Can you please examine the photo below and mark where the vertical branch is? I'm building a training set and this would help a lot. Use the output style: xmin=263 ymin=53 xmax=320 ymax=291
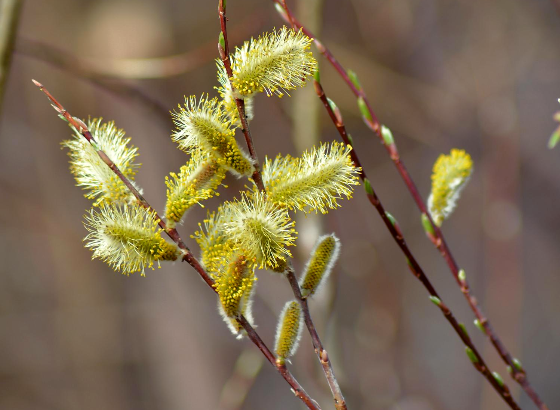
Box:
xmin=34 ymin=80 xmax=321 ymax=410
xmin=217 ymin=3 xmax=345 ymax=408
xmin=0 ymin=0 xmax=23 ymax=116
xmin=218 ymin=0 xmax=265 ymax=192
xmin=292 ymin=0 xmax=324 ymax=254
xmin=273 ymin=2 xmax=549 ymax=409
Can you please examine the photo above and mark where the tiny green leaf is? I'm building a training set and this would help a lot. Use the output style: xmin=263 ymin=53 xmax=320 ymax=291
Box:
xmin=512 ymin=358 xmax=523 ymax=372
xmin=465 ymin=347 xmax=479 ymax=364
xmin=474 ymin=319 xmax=486 ymax=334
xmin=492 ymin=372 xmax=505 ymax=388
xmin=327 ymin=97 xmax=338 ymax=113
xmin=458 ymin=269 xmax=466 ymax=282
xmin=421 ymin=213 xmax=435 ymax=236
xmin=429 ymin=296 xmax=442 ymax=307
xmin=313 ymin=69 xmax=320 ymax=83
xmin=347 ymin=69 xmax=362 ymax=91
xmin=219 ymin=32 xmax=225 ymax=50
xmin=274 ymin=2 xmax=288 ymax=19
xmin=548 ymin=127 xmax=560 ymax=149
xmin=364 ymin=178 xmax=374 ymax=195
xmin=357 ymin=97 xmax=371 ymax=122
xmin=347 ymin=133 xmax=354 ymax=146
xmin=385 ymin=212 xmax=397 ymax=227
xmin=381 ymin=125 xmax=394 ymax=146
xmin=459 ymin=323 xmax=469 ymax=338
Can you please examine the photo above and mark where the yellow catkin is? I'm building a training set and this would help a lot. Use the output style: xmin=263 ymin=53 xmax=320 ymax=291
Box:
xmin=84 ymin=203 xmax=179 ymax=276
xmin=193 ymin=208 xmax=232 ymax=274
xmin=219 ymin=26 xmax=317 ymax=98
xmin=223 ymin=191 xmax=297 ymax=270
xmin=274 ymin=300 xmax=303 ymax=364
xmin=300 ymin=234 xmax=340 ymax=298
xmin=214 ymin=252 xmax=257 ymax=319
xmin=263 ymin=141 xmax=361 ymax=214
xmin=164 ymin=150 xmax=226 ymax=226
xmin=216 ymin=72 xmax=254 ymax=127
xmin=62 ymin=118 xmax=141 ymax=206
xmin=171 ymin=95 xmax=254 ymax=176
xmin=428 ymin=149 xmax=473 ymax=226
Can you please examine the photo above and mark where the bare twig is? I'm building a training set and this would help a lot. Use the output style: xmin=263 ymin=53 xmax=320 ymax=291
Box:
xmin=33 ymin=79 xmax=321 ymax=410
xmin=274 ymin=2 xmax=548 ymax=409
xmin=312 ymin=78 xmax=521 ymax=410
xmin=0 ymin=0 xmax=23 ymax=116
xmin=286 ymin=265 xmax=347 ymax=410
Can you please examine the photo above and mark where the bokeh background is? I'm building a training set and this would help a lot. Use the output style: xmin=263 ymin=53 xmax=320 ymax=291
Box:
xmin=1 ymin=0 xmax=560 ymax=409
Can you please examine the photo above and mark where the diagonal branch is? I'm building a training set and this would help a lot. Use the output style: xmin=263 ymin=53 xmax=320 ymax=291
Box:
xmin=311 ymin=78 xmax=521 ymax=410
xmin=33 ymin=79 xmax=321 ymax=410
xmin=273 ymin=2 xmax=549 ymax=409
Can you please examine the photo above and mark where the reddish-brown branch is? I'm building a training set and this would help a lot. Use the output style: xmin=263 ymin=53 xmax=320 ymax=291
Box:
xmin=218 ymin=0 xmax=265 ymax=192
xmin=286 ymin=267 xmax=346 ymax=410
xmin=274 ymin=2 xmax=549 ymax=409
xmin=217 ymin=4 xmax=344 ymax=407
xmin=34 ymin=79 xmax=320 ymax=410
xmin=312 ymin=79 xmax=521 ymax=410
xmin=236 ymin=315 xmax=321 ymax=410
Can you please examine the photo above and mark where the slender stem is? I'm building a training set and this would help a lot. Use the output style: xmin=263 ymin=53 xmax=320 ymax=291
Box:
xmin=218 ymin=0 xmax=265 ymax=192
xmin=217 ymin=3 xmax=346 ymax=407
xmin=237 ymin=314 xmax=321 ymax=410
xmin=33 ymin=80 xmax=320 ymax=410
xmin=313 ymin=79 xmax=521 ymax=410
xmin=286 ymin=266 xmax=347 ymax=410
xmin=0 ymin=0 xmax=23 ymax=116
xmin=275 ymin=2 xmax=548 ymax=409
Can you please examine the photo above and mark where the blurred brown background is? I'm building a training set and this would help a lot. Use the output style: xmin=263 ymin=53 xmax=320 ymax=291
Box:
xmin=1 ymin=0 xmax=560 ymax=409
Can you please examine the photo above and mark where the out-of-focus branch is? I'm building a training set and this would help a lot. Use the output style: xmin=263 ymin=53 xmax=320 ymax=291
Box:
xmin=274 ymin=2 xmax=548 ymax=408
xmin=19 ymin=38 xmax=171 ymax=123
xmin=0 ymin=0 xmax=23 ymax=116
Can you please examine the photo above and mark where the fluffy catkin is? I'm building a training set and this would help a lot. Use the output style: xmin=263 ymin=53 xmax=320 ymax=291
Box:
xmin=84 ymin=203 xmax=179 ymax=275
xmin=428 ymin=149 xmax=473 ymax=226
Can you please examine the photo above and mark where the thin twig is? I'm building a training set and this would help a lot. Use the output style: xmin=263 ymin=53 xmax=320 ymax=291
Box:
xmin=286 ymin=265 xmax=347 ymax=410
xmin=217 ymin=3 xmax=346 ymax=408
xmin=218 ymin=0 xmax=265 ymax=192
xmin=312 ymin=78 xmax=521 ymax=410
xmin=0 ymin=0 xmax=23 ymax=116
xmin=274 ymin=2 xmax=548 ymax=409
xmin=33 ymin=79 xmax=321 ymax=410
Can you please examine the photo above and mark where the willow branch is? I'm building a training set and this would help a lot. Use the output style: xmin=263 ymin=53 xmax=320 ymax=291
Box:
xmin=218 ymin=0 xmax=265 ymax=192
xmin=286 ymin=265 xmax=347 ymax=410
xmin=217 ymin=3 xmax=348 ymax=408
xmin=33 ymin=79 xmax=320 ymax=410
xmin=312 ymin=78 xmax=521 ymax=410
xmin=274 ymin=2 xmax=548 ymax=409
xmin=0 ymin=0 xmax=23 ymax=116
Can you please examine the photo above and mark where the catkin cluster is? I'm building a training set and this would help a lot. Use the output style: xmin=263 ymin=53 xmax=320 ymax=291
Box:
xmin=61 ymin=26 xmax=359 ymax=341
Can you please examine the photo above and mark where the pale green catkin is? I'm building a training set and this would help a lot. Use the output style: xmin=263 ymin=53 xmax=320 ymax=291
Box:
xmin=274 ymin=300 xmax=303 ymax=364
xmin=300 ymin=234 xmax=340 ymax=298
